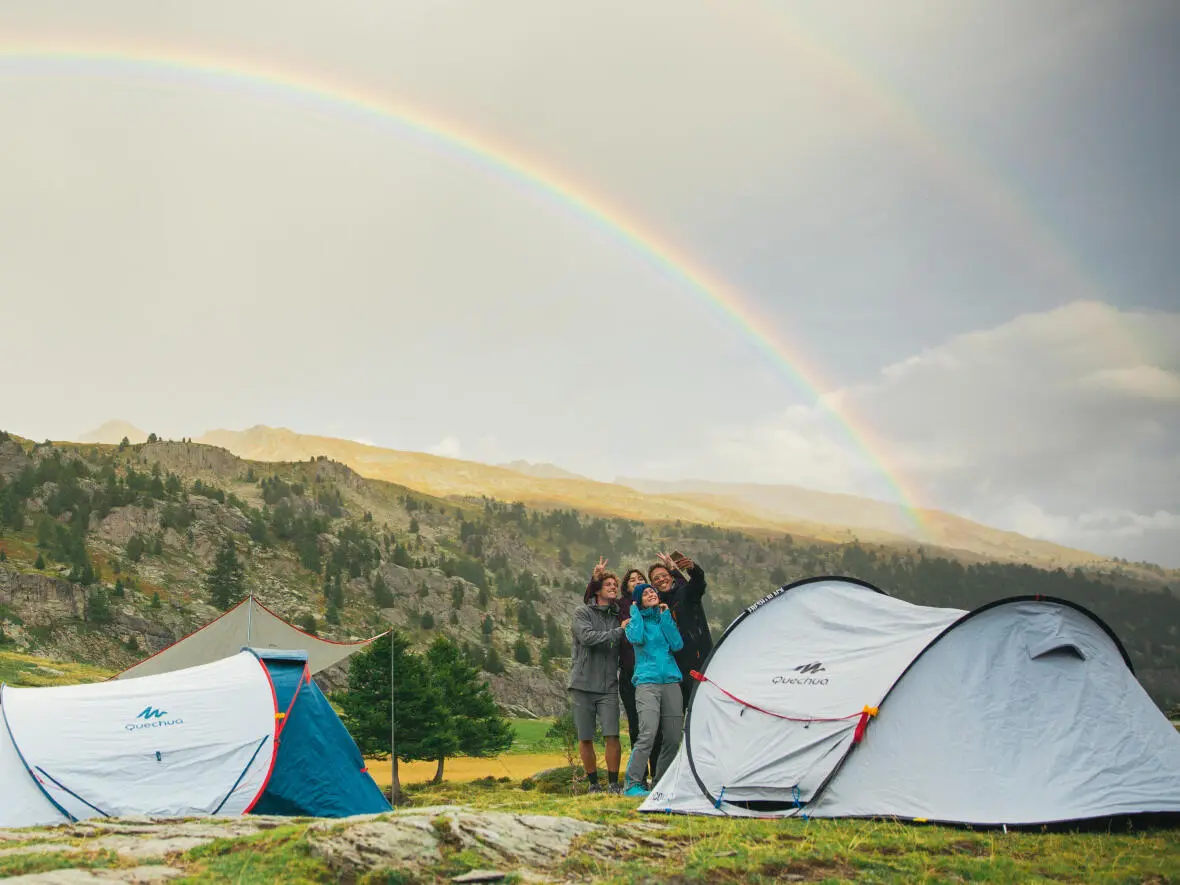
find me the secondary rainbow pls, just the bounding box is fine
[0,43,928,534]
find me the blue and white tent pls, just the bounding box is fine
[641,576,1180,825]
[0,648,390,828]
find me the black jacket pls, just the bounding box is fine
[660,564,713,679]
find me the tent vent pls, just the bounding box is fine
[1030,642,1086,662]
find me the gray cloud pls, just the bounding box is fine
[698,302,1180,564]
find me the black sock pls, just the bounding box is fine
[607,771,619,785]
[587,770,599,785]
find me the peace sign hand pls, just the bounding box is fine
[592,556,609,580]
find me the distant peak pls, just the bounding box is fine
[79,420,148,445]
[498,460,586,481]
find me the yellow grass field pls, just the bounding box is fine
[365,752,568,784]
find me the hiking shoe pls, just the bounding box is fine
[623,784,650,798]
[587,782,604,794]
[607,782,624,795]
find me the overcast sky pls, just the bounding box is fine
[1,1,1177,565]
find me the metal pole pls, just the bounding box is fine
[246,594,253,646]
[396,632,401,802]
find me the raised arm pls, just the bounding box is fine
[680,562,706,603]
[571,606,623,647]
[583,555,608,603]
[659,608,684,652]
[624,603,645,645]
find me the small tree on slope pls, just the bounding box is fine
[425,634,513,783]
[205,536,245,610]
[337,631,455,804]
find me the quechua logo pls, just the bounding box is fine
[772,661,830,686]
[126,704,184,732]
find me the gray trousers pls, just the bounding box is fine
[624,682,683,788]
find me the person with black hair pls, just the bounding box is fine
[569,569,626,793]
[648,551,713,710]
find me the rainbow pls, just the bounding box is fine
[0,42,933,534]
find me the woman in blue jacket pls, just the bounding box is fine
[622,583,685,797]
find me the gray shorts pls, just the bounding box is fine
[570,689,620,741]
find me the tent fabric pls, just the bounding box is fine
[0,652,277,827]
[640,576,1180,825]
[250,654,390,818]
[115,596,382,680]
[0,649,391,828]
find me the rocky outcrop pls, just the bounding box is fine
[0,438,31,481]
[0,807,605,884]
[133,442,244,480]
[0,571,87,623]
[486,667,568,718]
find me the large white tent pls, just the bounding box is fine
[641,576,1180,825]
[1,649,390,828]
[2,652,275,827]
[115,595,381,680]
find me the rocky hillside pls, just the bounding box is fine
[196,424,1130,571]
[1,431,1178,712]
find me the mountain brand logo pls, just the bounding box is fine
[125,704,184,733]
[772,662,830,686]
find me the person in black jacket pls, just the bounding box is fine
[648,551,713,710]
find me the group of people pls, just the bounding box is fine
[568,550,713,797]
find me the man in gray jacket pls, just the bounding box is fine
[569,571,627,793]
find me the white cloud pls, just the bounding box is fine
[428,436,463,459]
[701,302,1180,564]
[1079,366,1180,400]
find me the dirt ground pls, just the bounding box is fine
[365,752,570,784]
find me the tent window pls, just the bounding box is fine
[1030,643,1086,662]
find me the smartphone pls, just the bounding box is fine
[670,551,688,568]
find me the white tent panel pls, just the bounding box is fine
[0,708,66,828]
[657,580,963,813]
[810,602,1180,824]
[2,652,277,821]
[116,596,380,680]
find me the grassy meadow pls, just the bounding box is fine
[4,777,1175,884]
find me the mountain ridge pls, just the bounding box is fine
[197,424,1112,571]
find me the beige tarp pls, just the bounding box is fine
[115,596,383,680]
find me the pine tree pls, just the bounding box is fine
[372,572,394,607]
[34,553,45,569]
[85,586,112,623]
[513,636,533,665]
[424,635,513,782]
[336,632,455,803]
[205,536,245,610]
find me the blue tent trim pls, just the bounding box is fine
[244,648,390,818]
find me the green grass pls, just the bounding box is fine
[3,782,1176,884]
[395,781,1180,884]
[0,650,114,686]
[0,849,124,879]
[174,825,329,885]
[508,717,632,754]
[507,717,558,753]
